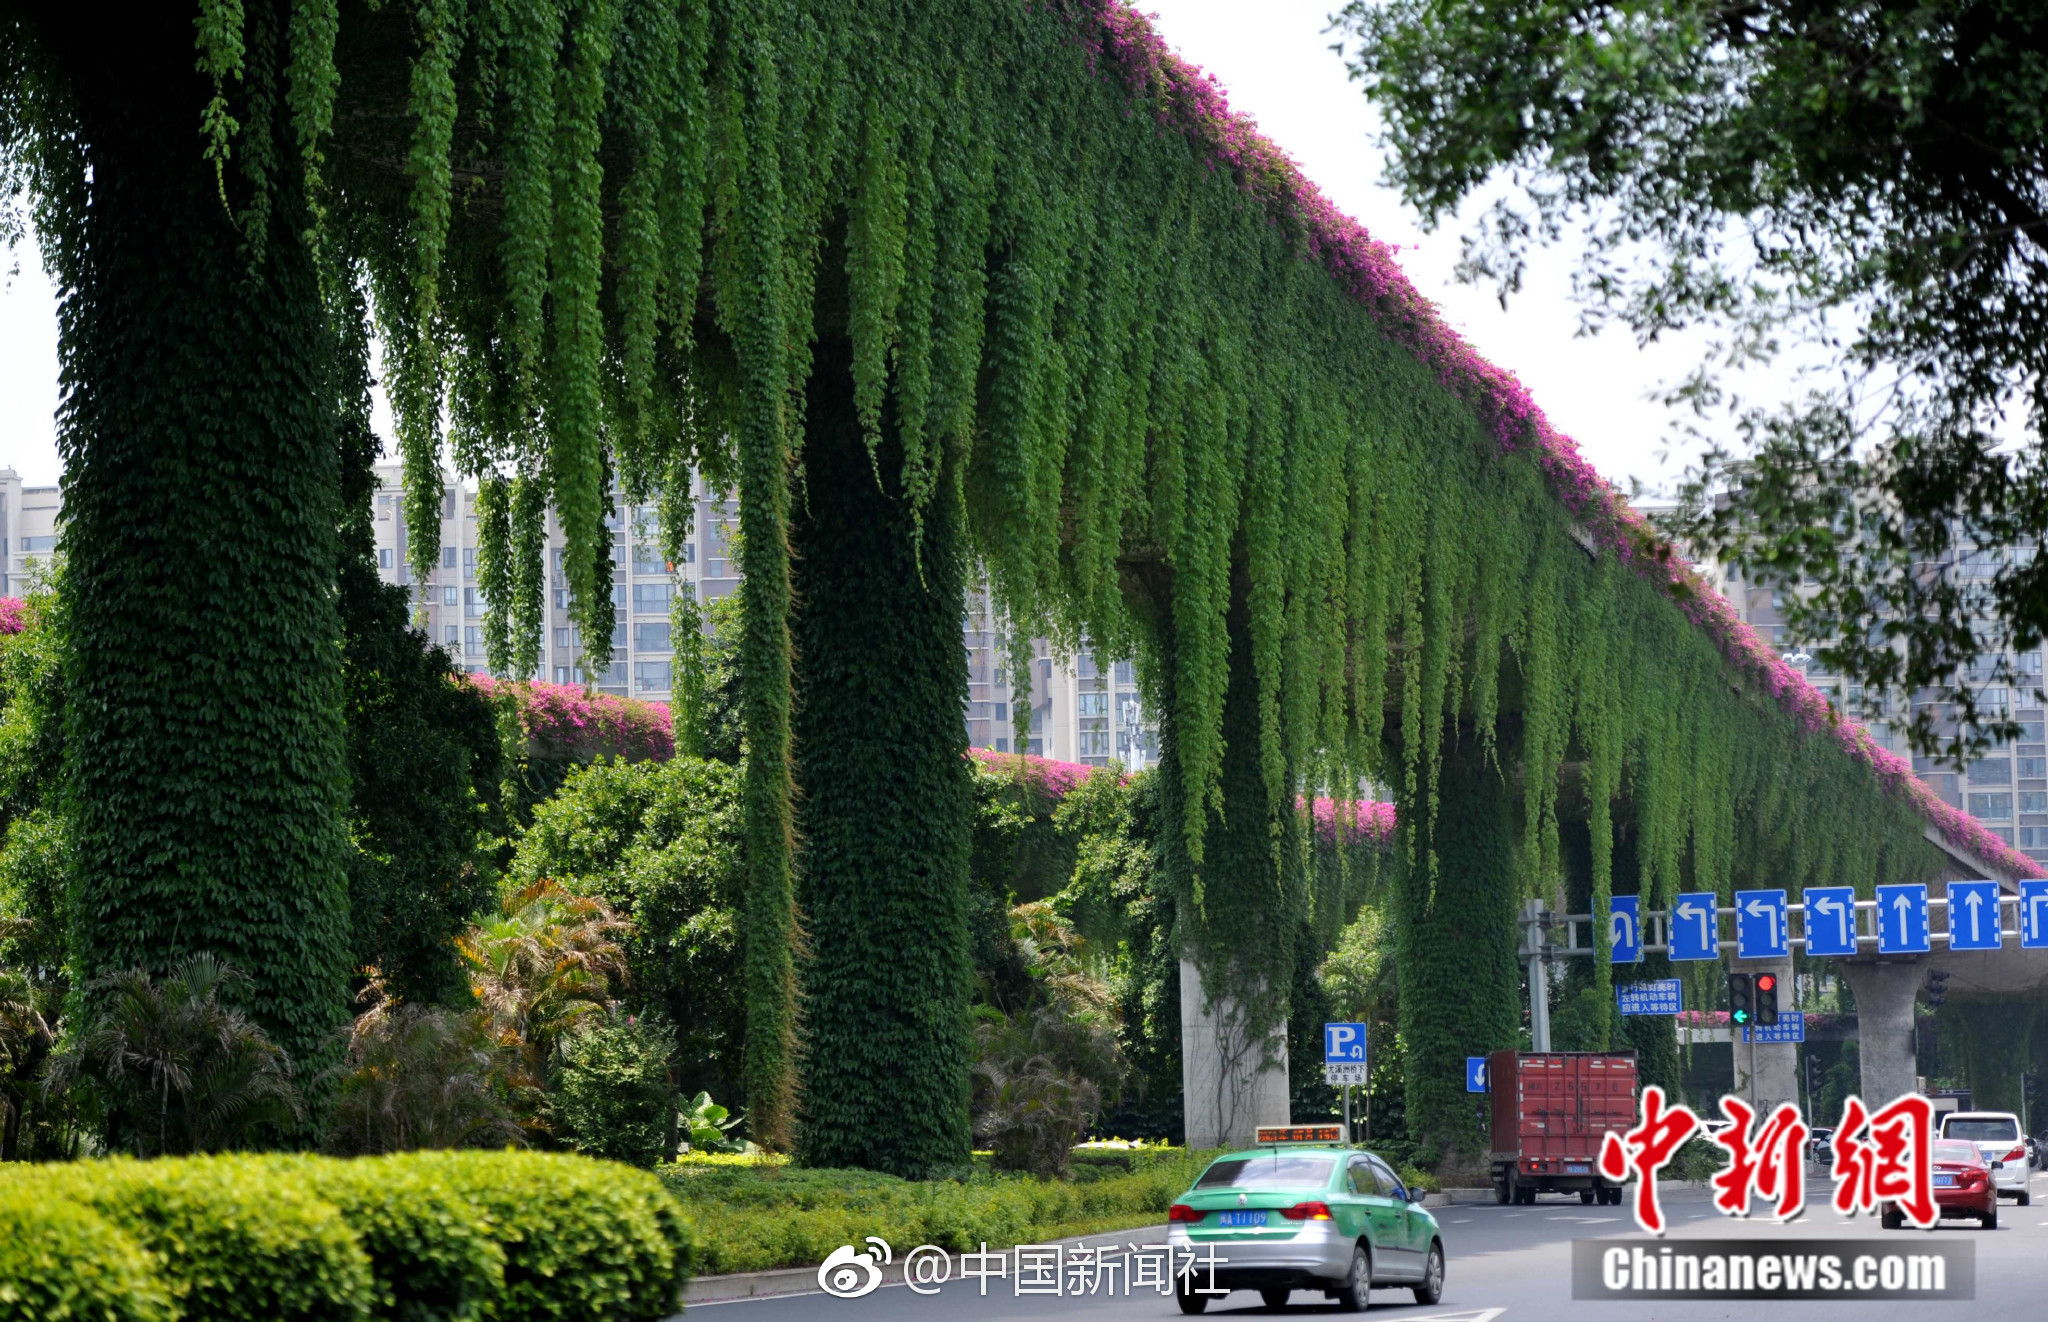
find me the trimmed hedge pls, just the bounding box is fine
[664,1148,1218,1275]
[0,1189,176,1322]
[0,1152,692,1322]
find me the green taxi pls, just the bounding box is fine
[1165,1145,1445,1313]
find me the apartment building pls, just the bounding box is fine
[1639,496,2048,871]
[0,469,60,597]
[365,464,736,701]
[963,584,1160,769]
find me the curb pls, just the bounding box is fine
[682,1223,1172,1306]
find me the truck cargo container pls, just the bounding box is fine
[1487,1050,1638,1205]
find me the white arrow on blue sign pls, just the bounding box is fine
[2022,880,2048,950]
[1802,886,1859,957]
[1669,891,1719,961]
[1947,880,2003,952]
[1877,882,1931,954]
[1608,895,1641,964]
[1466,1057,1489,1093]
[1323,1022,1368,1064]
[1735,889,1789,959]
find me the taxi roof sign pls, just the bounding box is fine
[1255,1125,1344,1145]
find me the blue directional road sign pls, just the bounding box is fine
[1669,891,1719,961]
[1743,1011,1806,1045]
[1877,882,1932,954]
[1735,889,1790,959]
[2022,880,2048,950]
[1802,886,1859,957]
[1323,1022,1368,1064]
[1616,979,1682,1016]
[1947,880,2004,952]
[1466,1058,1489,1093]
[1608,895,1642,964]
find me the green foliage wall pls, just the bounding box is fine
[5,0,1970,1156]
[1393,722,1522,1171]
[43,7,352,1073]
[787,310,974,1177]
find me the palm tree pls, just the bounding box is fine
[0,959,58,1160]
[459,880,628,1099]
[322,987,524,1154]
[48,953,303,1156]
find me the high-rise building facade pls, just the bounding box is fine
[0,469,60,598]
[1639,495,2048,872]
[365,468,1160,765]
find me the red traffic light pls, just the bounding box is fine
[1756,973,1777,992]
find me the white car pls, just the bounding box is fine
[1938,1112,2033,1205]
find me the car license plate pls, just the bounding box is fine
[1933,1175,1955,1188]
[1218,1211,1268,1228]
[1565,1164,1590,1174]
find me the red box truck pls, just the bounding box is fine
[1488,1050,1637,1205]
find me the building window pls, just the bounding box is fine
[464,626,482,658]
[442,545,457,569]
[680,543,695,563]
[1077,692,1108,717]
[1967,759,2012,785]
[444,625,458,646]
[2021,757,2048,778]
[442,585,458,606]
[2023,792,2048,814]
[1968,793,2013,819]
[633,545,667,576]
[553,666,572,685]
[1114,660,1135,685]
[376,495,392,520]
[634,661,673,693]
[464,587,484,619]
[634,622,672,652]
[554,628,574,651]
[996,738,1009,753]
[442,490,456,519]
[376,547,393,569]
[20,536,56,553]
[631,582,674,612]
[2022,827,2048,849]
[462,546,477,579]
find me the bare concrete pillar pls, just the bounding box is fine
[1838,959,1923,1104]
[1180,960,1290,1148]
[1728,952,1799,1114]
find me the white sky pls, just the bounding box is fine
[0,1,1776,492]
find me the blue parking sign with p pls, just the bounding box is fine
[1324,1022,1367,1064]
[1607,895,1641,964]
[1877,882,1931,954]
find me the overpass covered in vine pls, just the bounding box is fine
[11,0,2037,1179]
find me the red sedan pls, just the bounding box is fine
[1882,1140,1997,1229]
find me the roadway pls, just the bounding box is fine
[688,1168,2047,1320]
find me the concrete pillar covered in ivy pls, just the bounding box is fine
[44,4,353,1071]
[1394,720,1522,1179]
[787,263,974,1178]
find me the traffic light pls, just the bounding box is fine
[1806,1054,1822,1094]
[1927,968,1951,1010]
[1755,972,1781,1027]
[1728,972,1755,1027]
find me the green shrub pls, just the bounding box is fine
[283,1156,507,1322]
[0,1188,175,1322]
[551,1014,679,1167]
[404,1151,691,1320]
[7,1156,374,1321]
[662,1148,1218,1275]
